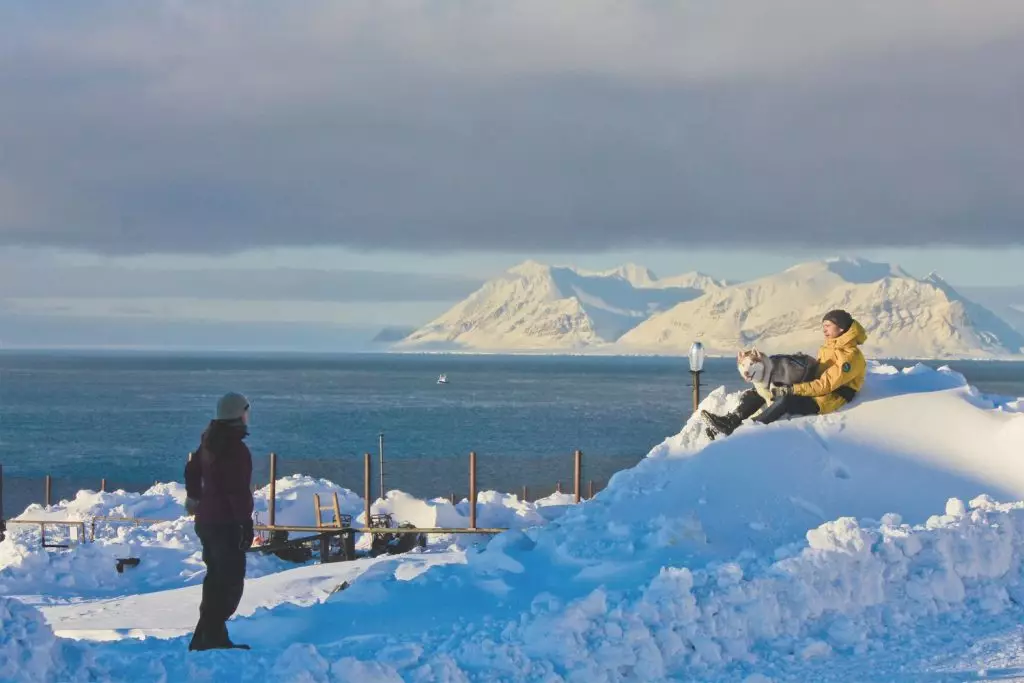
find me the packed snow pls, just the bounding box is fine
[3,361,1024,681]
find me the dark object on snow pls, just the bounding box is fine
[262,529,313,564]
[369,514,427,557]
[115,557,140,574]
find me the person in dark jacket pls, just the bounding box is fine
[184,391,255,651]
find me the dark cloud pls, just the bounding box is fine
[0,260,483,302]
[0,2,1022,255]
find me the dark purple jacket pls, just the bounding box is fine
[184,420,254,523]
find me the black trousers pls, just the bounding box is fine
[733,389,819,425]
[189,522,246,650]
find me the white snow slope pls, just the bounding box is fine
[394,260,721,351]
[4,364,1024,681]
[618,258,1024,358]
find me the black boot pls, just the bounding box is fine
[701,410,742,437]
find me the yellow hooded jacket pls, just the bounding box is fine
[792,320,868,414]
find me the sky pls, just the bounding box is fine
[1,1,1023,350]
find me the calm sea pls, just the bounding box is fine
[2,352,1023,517]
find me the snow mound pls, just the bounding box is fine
[0,597,92,682]
[1,473,573,600]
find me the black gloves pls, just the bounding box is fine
[239,519,255,550]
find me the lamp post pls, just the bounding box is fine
[688,341,705,413]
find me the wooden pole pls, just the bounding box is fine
[574,449,582,504]
[268,452,277,527]
[100,478,106,493]
[469,451,477,529]
[45,475,52,507]
[363,453,372,527]
[378,432,385,502]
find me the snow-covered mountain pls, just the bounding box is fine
[393,260,723,351]
[617,258,1024,358]
[395,257,1023,358]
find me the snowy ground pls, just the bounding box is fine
[3,361,1024,682]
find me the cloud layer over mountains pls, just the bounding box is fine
[2,1,1023,255]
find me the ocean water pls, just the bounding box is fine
[2,351,1023,517]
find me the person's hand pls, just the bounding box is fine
[184,497,199,516]
[771,384,793,399]
[239,519,255,550]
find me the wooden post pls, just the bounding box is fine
[574,450,582,504]
[363,453,371,528]
[378,432,385,502]
[268,452,277,527]
[100,478,106,493]
[45,475,52,507]
[469,451,477,530]
[522,485,528,502]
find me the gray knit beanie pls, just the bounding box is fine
[216,392,250,421]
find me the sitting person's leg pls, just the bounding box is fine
[701,389,766,436]
[752,394,819,425]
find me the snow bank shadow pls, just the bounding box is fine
[603,419,1019,565]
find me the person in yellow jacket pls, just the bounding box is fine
[702,309,868,438]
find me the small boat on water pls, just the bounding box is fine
[437,373,448,384]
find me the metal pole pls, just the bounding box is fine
[574,450,582,504]
[522,485,528,502]
[556,480,562,493]
[363,453,371,527]
[45,475,52,507]
[469,451,477,529]
[268,452,277,527]
[588,480,594,499]
[691,370,701,413]
[378,431,385,502]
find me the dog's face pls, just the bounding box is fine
[737,348,767,384]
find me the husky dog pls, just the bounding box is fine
[736,348,818,401]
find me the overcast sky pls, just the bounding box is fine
[2,1,1023,349]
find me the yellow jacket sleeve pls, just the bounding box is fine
[792,353,861,398]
